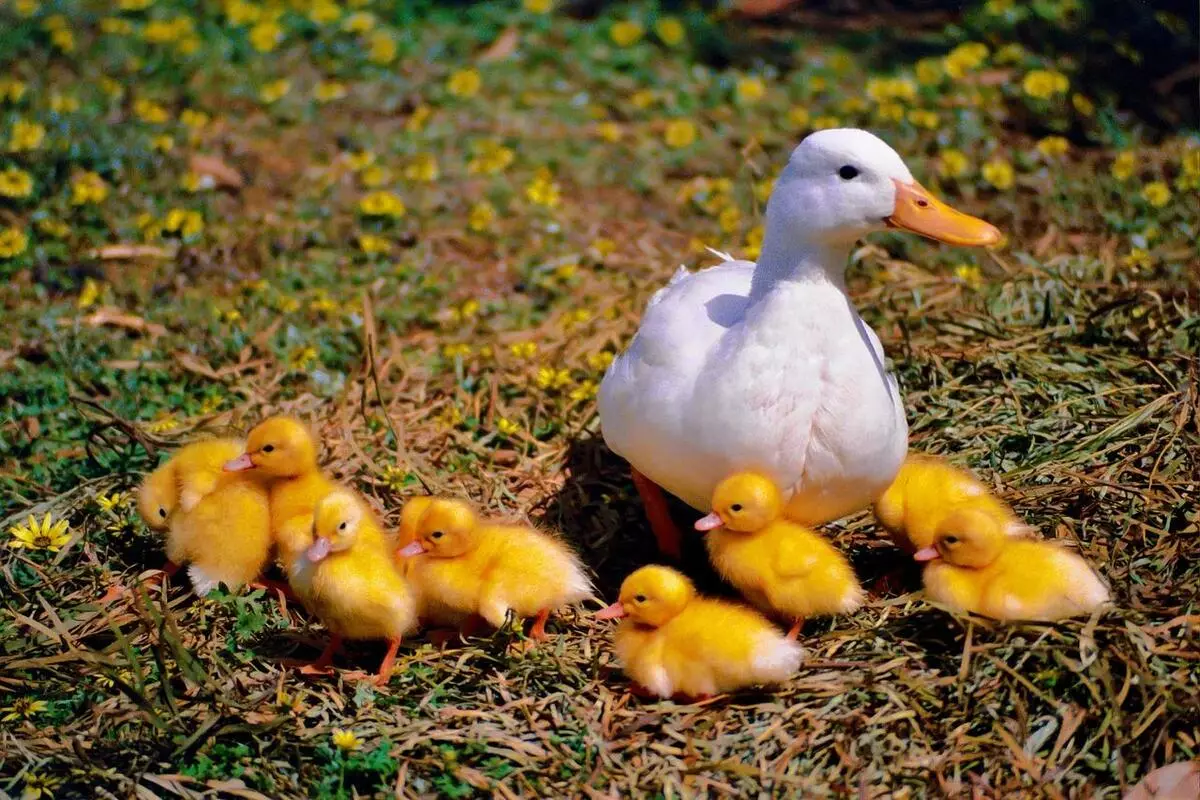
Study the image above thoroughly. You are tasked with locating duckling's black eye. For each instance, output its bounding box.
[730,504,743,512]
[158,508,168,518]
[634,594,647,603]
[944,536,959,545]
[261,444,275,453]
[838,165,859,180]
[338,522,347,531]
[431,531,445,539]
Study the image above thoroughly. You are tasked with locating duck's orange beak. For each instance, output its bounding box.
[595,602,626,620]
[223,453,255,472]
[307,537,332,562]
[396,541,426,558]
[887,180,1002,248]
[913,547,941,562]
[694,512,723,532]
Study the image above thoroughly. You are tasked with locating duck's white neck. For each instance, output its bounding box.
[748,230,852,303]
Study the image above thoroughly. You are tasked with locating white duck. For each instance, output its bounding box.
[598,129,1001,556]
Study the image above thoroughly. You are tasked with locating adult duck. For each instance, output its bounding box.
[597,129,1001,557]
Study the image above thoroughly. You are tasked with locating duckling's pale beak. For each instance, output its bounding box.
[223,454,255,472]
[595,602,626,620]
[887,180,1003,248]
[913,547,940,562]
[396,541,426,558]
[694,513,723,532]
[307,537,332,562]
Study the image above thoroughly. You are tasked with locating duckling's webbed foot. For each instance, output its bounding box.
[528,608,550,641]
[630,467,682,559]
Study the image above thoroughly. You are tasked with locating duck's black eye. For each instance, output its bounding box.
[838,165,859,180]
[944,536,959,545]
[261,444,275,453]
[158,508,168,518]
[634,594,647,603]
[338,522,347,531]
[431,530,445,539]
[730,504,743,512]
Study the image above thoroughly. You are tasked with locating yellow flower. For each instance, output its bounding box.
[404,153,439,183]
[569,380,597,402]
[812,115,840,130]
[655,16,685,46]
[36,218,68,238]
[907,109,939,129]
[290,346,317,368]
[597,121,622,142]
[944,42,988,79]
[71,171,110,205]
[587,351,614,371]
[787,106,810,129]
[0,78,27,103]
[15,0,39,16]
[20,772,61,800]
[405,104,432,133]
[524,0,553,12]
[77,277,102,309]
[50,25,76,52]
[467,139,515,175]
[49,92,80,113]
[308,0,341,25]
[163,208,204,238]
[360,166,390,187]
[1140,181,1170,208]
[314,81,347,102]
[994,43,1025,64]
[260,79,291,104]
[342,11,376,33]
[96,491,125,513]
[718,206,741,234]
[981,159,1015,190]
[915,58,943,86]
[866,77,916,103]
[496,418,521,437]
[610,20,644,47]
[1071,93,1095,116]
[2,697,49,721]
[249,20,283,52]
[331,729,362,752]
[368,32,397,64]
[590,237,616,258]
[555,263,578,281]
[0,226,29,258]
[8,119,45,152]
[954,263,983,288]
[358,234,390,254]
[744,224,764,259]
[877,101,905,122]
[101,16,133,34]
[984,0,1013,13]
[509,341,537,359]
[447,68,482,98]
[346,150,375,171]
[735,77,766,105]
[359,191,406,218]
[536,367,571,390]
[1022,69,1069,100]
[525,168,560,208]
[938,149,969,178]
[134,99,170,124]
[9,512,71,552]
[630,89,655,109]
[442,343,471,359]
[143,17,194,44]
[152,134,174,152]
[1110,151,1136,181]
[468,201,496,232]
[1036,136,1069,158]
[119,0,153,9]
[1121,247,1151,272]
[663,119,696,149]
[0,167,33,198]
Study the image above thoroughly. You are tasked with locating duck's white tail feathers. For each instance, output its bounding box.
[705,246,735,262]
[563,558,596,604]
[840,584,866,614]
[752,633,804,682]
[1070,566,1111,613]
[188,564,222,597]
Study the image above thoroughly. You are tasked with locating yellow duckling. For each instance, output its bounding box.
[394,495,470,632]
[223,416,337,567]
[694,472,863,639]
[396,498,592,640]
[595,565,802,700]
[136,438,272,595]
[915,508,1110,621]
[290,489,417,683]
[874,454,1033,553]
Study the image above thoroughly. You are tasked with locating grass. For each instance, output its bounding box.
[1,0,1197,797]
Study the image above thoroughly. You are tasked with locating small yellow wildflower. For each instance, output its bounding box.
[260,79,291,104]
[467,139,515,175]
[509,341,538,359]
[49,92,80,113]
[447,68,482,98]
[0,78,27,104]
[590,237,616,258]
[718,206,742,234]
[152,134,174,152]
[788,107,810,129]
[0,167,33,198]
[405,105,432,133]
[181,170,215,192]
[1140,181,1170,208]
[1036,136,1069,158]
[984,0,1013,13]
[866,77,916,104]
[981,159,1015,190]
[309,291,337,314]
[735,77,766,105]
[744,224,764,259]
[1182,149,1200,178]
[524,0,553,12]
[874,102,903,123]
[71,171,110,205]
[569,380,598,402]
[496,418,521,437]
[610,20,644,47]
[346,150,376,171]
[249,20,283,52]
[101,17,134,35]
[8,512,71,552]
[134,99,170,123]
[1,697,49,722]
[77,277,102,309]
[0,226,29,258]
[525,168,561,208]
[20,772,62,800]
[36,218,69,238]
[8,119,45,152]
[943,42,988,79]
[50,25,76,53]
[939,149,969,178]
[314,81,348,103]
[915,58,943,86]
[655,16,685,46]
[1110,151,1136,181]
[358,234,390,254]
[812,115,840,130]
[181,110,209,132]
[15,0,39,16]
[147,414,180,434]
[1121,247,1151,272]
[907,109,939,129]
[359,191,407,218]
[587,351,614,371]
[163,208,204,238]
[468,201,496,232]
[631,89,655,109]
[664,119,697,149]
[342,11,376,33]
[1071,94,1095,116]
[954,264,983,288]
[368,32,397,64]
[404,153,439,183]
[993,43,1024,64]
[1022,69,1069,100]
[308,0,341,25]
[290,346,318,369]
[96,492,125,513]
[597,121,622,142]
[536,367,572,390]
[442,343,471,359]
[331,729,362,752]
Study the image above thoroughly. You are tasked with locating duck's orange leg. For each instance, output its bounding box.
[298,633,342,676]
[631,467,682,559]
[528,609,550,641]
[786,618,805,641]
[375,638,401,686]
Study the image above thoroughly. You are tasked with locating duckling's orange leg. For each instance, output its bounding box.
[139,560,182,588]
[298,633,342,676]
[375,638,401,686]
[786,618,805,641]
[529,609,550,641]
[631,468,682,559]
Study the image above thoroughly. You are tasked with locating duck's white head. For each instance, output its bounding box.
[764,128,1001,250]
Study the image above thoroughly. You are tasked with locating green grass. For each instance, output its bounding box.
[1,1,1197,797]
